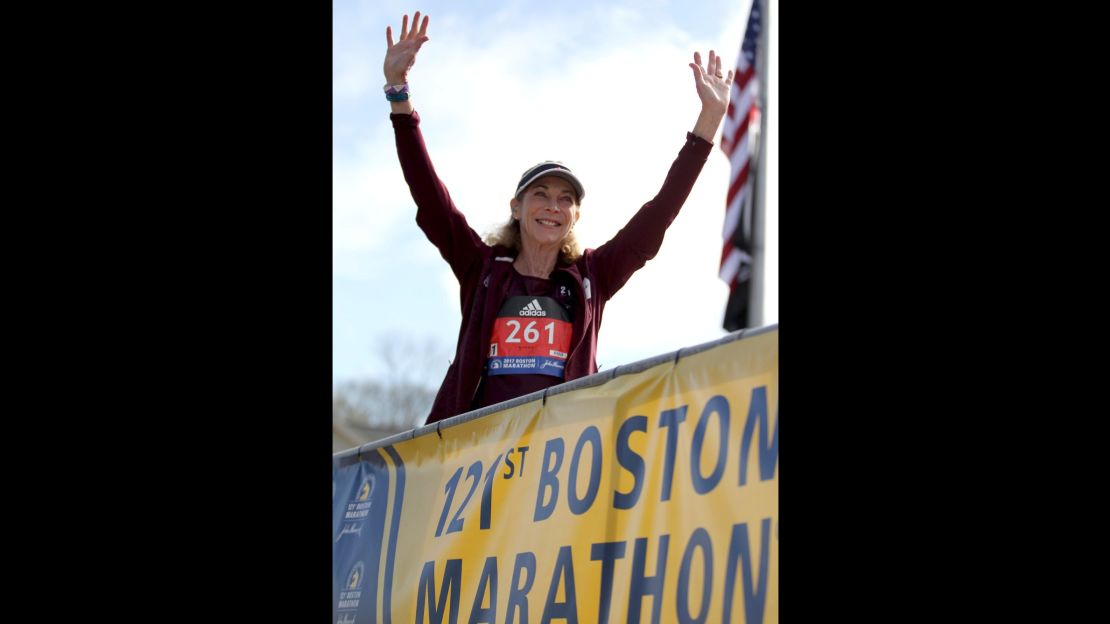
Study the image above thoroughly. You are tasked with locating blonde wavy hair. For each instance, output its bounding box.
[485,216,583,264]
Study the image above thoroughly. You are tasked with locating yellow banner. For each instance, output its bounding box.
[334,329,778,623]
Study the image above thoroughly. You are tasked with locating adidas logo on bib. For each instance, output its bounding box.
[518,298,547,317]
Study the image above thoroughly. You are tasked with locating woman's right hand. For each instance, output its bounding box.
[384,11,430,85]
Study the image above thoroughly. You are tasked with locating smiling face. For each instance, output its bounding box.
[511,175,581,250]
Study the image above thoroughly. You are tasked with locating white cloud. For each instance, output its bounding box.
[332,149,417,279]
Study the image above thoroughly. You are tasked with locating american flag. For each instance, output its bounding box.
[719,0,762,331]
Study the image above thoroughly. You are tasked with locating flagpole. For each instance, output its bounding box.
[749,0,770,329]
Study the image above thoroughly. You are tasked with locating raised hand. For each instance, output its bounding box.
[384,11,430,84]
[689,50,733,117]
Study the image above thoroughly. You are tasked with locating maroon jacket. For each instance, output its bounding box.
[392,111,712,424]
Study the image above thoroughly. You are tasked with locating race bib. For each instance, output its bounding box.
[487,296,572,378]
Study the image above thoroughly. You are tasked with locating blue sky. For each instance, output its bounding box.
[333,0,777,387]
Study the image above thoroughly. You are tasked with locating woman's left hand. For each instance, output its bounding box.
[689,50,733,116]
